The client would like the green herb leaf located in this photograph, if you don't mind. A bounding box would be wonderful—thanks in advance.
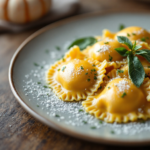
[121,92,126,98]
[45,49,49,53]
[135,49,150,62]
[97,49,102,52]
[94,76,97,80]
[104,42,109,44]
[109,55,113,61]
[117,36,133,49]
[80,66,84,70]
[91,126,96,129]
[87,78,91,82]
[98,86,102,90]
[107,75,110,79]
[79,109,84,112]
[55,114,60,117]
[134,45,142,51]
[127,53,145,87]
[114,47,128,57]
[141,37,146,42]
[62,66,66,71]
[85,72,88,75]
[91,69,96,72]
[34,63,39,67]
[117,69,124,74]
[99,120,103,124]
[127,33,130,37]
[119,24,125,31]
[56,46,61,50]
[68,37,97,50]
[82,121,87,124]
[111,130,115,134]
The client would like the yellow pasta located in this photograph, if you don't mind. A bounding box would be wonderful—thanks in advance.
[46,46,107,101]
[46,26,150,123]
[82,77,150,123]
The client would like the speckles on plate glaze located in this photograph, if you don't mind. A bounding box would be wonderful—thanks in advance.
[22,45,150,136]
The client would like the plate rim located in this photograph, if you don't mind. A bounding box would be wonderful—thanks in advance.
[8,8,150,146]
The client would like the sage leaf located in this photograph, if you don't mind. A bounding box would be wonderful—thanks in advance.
[68,37,97,51]
[128,53,145,87]
[134,45,142,51]
[136,49,150,62]
[117,36,133,49]
[119,24,125,31]
[114,47,128,57]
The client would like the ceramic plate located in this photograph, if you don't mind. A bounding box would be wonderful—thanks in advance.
[9,9,150,145]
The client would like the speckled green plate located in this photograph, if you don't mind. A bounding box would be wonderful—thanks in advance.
[9,9,150,146]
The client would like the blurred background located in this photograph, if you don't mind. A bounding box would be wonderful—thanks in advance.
[0,0,150,33]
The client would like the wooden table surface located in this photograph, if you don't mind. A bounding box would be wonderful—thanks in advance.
[1,0,150,150]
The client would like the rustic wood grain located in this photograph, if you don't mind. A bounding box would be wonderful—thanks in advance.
[1,1,150,150]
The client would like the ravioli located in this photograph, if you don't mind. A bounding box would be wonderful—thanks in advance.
[115,26,150,44]
[88,40,125,62]
[105,65,150,101]
[46,46,107,101]
[82,78,150,123]
[46,26,150,123]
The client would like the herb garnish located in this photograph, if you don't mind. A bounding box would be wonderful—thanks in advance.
[43,85,48,88]
[82,121,87,124]
[91,126,96,129]
[91,69,96,72]
[34,63,39,67]
[119,24,125,30]
[79,109,84,112]
[132,33,136,36]
[80,66,84,70]
[99,120,103,124]
[127,33,130,37]
[111,130,115,134]
[114,36,150,87]
[85,72,88,75]
[45,49,49,53]
[87,79,90,82]
[108,86,110,89]
[55,114,60,117]
[109,55,113,61]
[117,69,124,74]
[94,76,97,80]
[104,42,109,44]
[107,75,110,79]
[37,105,39,107]
[57,69,60,71]
[148,66,150,68]
[98,86,102,90]
[121,92,126,98]
[97,49,102,52]
[92,64,96,67]
[68,37,97,51]
[141,37,146,42]
[56,46,60,50]
[62,66,66,71]
[37,82,41,84]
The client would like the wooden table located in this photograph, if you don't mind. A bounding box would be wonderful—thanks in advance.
[1,0,150,149]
